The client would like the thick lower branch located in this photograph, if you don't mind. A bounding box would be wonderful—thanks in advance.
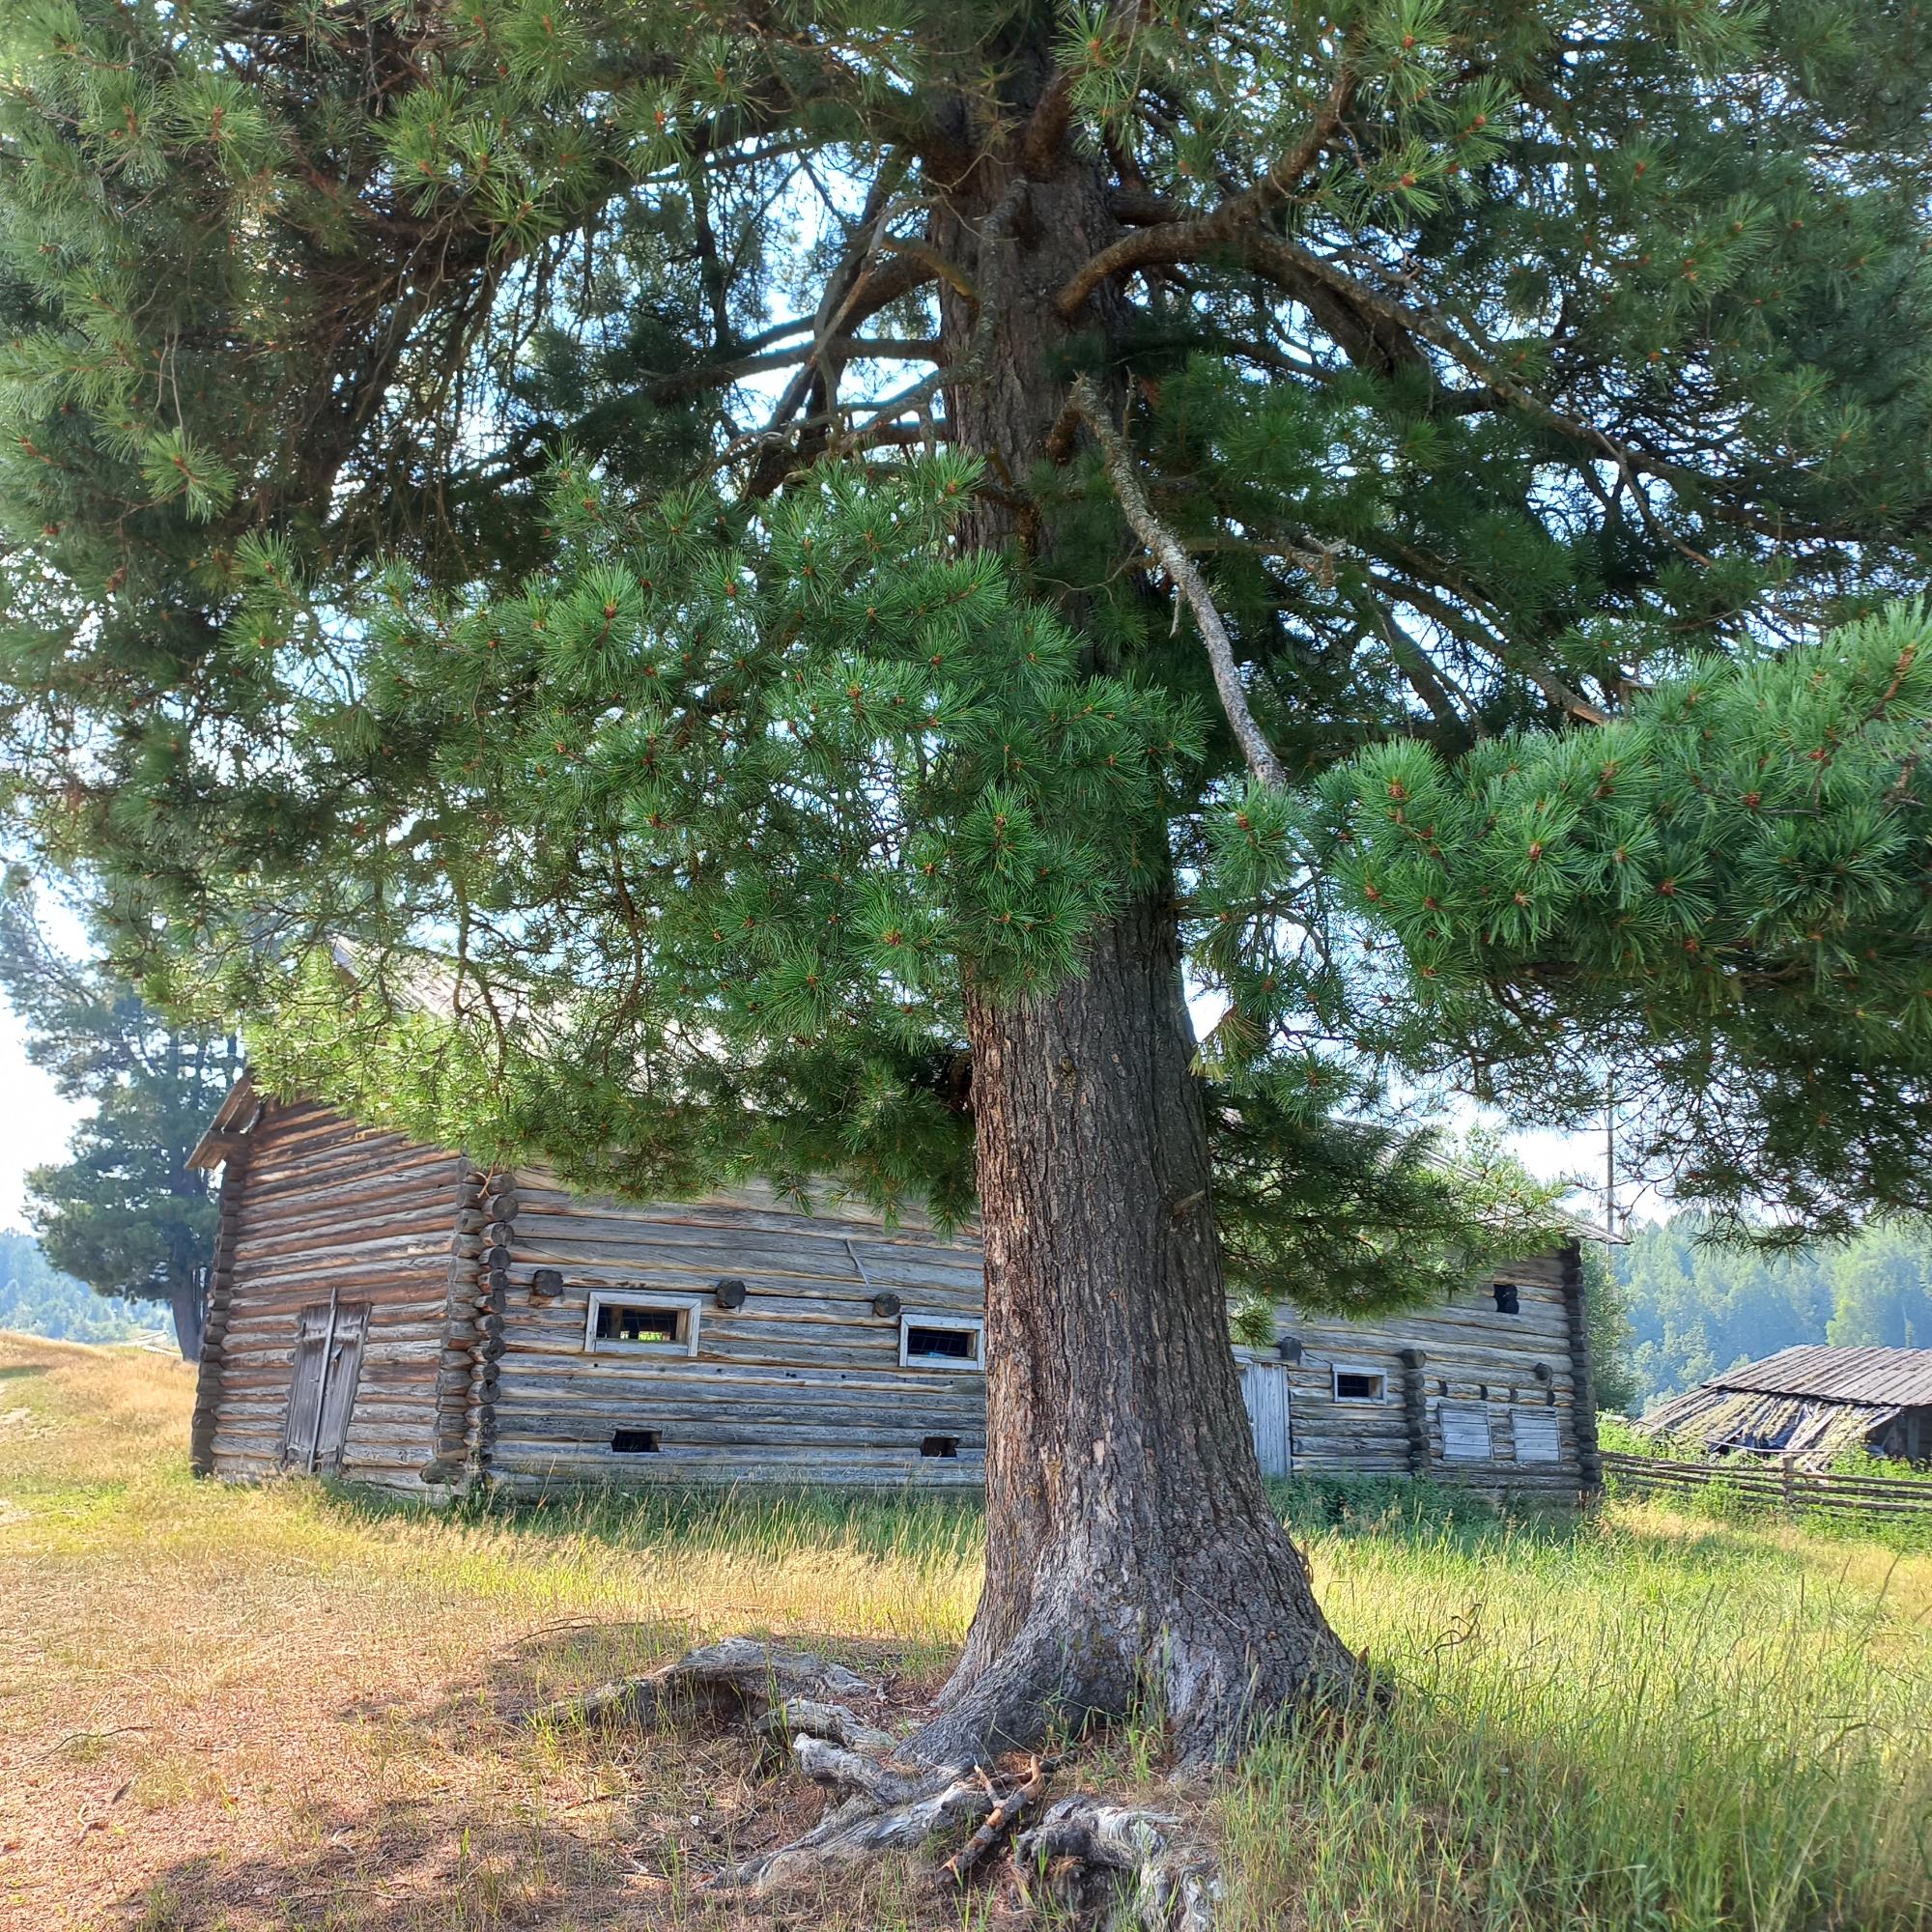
[1071,375,1286,786]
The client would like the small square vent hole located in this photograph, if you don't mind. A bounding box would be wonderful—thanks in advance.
[611,1429,661,1454]
[921,1435,960,1459]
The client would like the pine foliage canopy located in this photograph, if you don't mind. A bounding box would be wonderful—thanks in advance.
[4,0,1932,1293]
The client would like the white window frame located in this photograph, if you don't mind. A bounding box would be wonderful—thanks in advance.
[584,1290,702,1358]
[1330,1361,1388,1405]
[898,1312,985,1371]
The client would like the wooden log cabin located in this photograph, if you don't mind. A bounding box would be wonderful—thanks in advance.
[187,1077,1603,1499]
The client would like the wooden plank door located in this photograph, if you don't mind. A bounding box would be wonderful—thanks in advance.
[280,1301,369,1474]
[1240,1361,1293,1477]
[314,1304,369,1475]
[281,1304,332,1470]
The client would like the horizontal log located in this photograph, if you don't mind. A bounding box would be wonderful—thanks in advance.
[220,1303,448,1341]
[227,1229,461,1281]
[228,1256,458,1302]
[237,1140,462,1204]
[497,1329,936,1375]
[505,1219,982,1293]
[513,1181,979,1254]
[488,1441,986,1474]
[494,1413,985,1451]
[489,1350,985,1392]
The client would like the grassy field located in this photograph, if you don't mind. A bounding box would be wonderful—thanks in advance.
[2,1333,1928,1932]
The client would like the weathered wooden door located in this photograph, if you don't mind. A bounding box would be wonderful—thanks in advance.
[1240,1361,1293,1477]
[281,1301,370,1475]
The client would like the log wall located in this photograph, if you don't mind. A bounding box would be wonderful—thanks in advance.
[199,1101,472,1492]
[194,1097,1595,1497]
[1253,1248,1592,1495]
[485,1173,989,1492]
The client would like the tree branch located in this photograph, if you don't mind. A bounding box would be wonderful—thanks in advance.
[1056,69,1353,319]
[1070,376,1286,788]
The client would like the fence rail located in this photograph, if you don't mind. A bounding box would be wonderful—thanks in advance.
[1603,1451,1932,1520]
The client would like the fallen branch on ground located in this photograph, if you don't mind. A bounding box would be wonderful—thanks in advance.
[944,1750,1056,1883]
[1018,1794,1222,1932]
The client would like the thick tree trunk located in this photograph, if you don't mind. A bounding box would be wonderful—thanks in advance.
[909,895,1358,1765]
[904,95,1358,1765]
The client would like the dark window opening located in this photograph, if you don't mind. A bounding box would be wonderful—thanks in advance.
[921,1435,960,1459]
[611,1429,661,1453]
[906,1325,973,1360]
[596,1302,681,1345]
[1492,1283,1520,1315]
[1334,1370,1385,1402]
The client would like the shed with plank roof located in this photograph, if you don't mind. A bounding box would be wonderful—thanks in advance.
[186,1078,1605,1499]
[1634,1345,1932,1468]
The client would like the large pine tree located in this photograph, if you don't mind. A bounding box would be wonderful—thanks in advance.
[4,1,1932,1759]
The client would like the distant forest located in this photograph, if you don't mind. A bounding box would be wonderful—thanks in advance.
[0,1228,156,1344]
[1613,1216,1932,1413]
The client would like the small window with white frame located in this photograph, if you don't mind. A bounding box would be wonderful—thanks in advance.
[899,1313,985,1370]
[1330,1363,1387,1404]
[584,1290,701,1357]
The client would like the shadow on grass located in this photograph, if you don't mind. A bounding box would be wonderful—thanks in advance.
[0,1361,49,1382]
[116,1722,940,1932]
[113,1789,738,1932]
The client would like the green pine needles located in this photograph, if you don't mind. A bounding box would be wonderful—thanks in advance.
[4,0,1932,1302]
[1312,605,1932,1235]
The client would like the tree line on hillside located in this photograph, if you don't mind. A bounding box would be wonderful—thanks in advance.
[1614,1217,1932,1413]
[0,1228,152,1344]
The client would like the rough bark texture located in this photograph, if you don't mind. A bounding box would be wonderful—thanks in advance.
[902,88,1359,1766]
[909,896,1357,1765]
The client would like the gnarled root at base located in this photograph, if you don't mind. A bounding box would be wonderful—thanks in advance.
[906,1565,1368,1770]
[530,1634,888,1742]
[536,1637,1232,1928]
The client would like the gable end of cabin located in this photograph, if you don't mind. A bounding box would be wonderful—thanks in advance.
[187,1085,483,1493]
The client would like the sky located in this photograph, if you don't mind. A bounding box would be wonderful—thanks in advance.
[0,1003,85,1228]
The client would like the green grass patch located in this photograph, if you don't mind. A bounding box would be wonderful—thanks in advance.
[4,1333,1929,1931]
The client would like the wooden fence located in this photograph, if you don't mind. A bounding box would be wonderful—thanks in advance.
[1603,1451,1932,1521]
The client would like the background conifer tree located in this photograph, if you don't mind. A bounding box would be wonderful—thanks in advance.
[0,888,239,1354]
[4,0,1932,1758]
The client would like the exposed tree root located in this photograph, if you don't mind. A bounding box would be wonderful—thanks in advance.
[1018,1795,1221,1932]
[542,1638,1229,1927]
[712,1758,993,1893]
[532,1635,883,1738]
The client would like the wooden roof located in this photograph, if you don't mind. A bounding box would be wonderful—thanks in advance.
[186,1073,263,1170]
[1700,1345,1932,1409]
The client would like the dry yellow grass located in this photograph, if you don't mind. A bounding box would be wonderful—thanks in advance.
[2,1330,1928,1932]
